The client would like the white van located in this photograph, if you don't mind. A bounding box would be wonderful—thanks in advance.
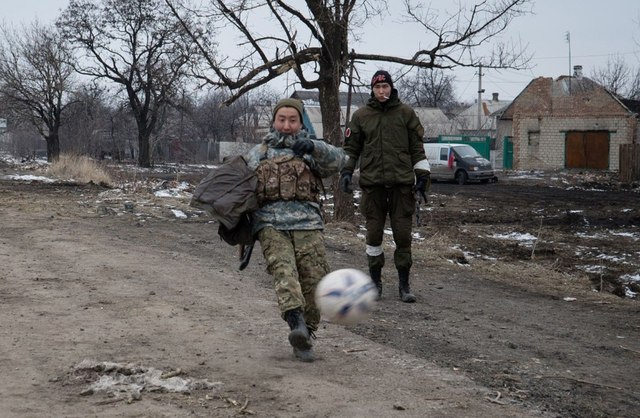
[423,143,495,185]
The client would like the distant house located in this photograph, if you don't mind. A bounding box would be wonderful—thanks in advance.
[454,92,511,138]
[498,66,638,171]
[413,107,458,140]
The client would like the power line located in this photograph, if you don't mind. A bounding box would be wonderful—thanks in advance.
[532,50,640,61]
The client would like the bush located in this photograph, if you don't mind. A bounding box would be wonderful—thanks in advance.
[47,154,113,186]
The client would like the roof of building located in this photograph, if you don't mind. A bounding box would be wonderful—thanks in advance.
[499,75,634,120]
[454,93,511,132]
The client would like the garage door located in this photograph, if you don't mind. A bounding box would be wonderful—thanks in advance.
[565,131,609,169]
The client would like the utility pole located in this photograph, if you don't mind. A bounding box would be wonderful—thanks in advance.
[477,63,485,131]
[565,31,572,94]
[345,50,355,126]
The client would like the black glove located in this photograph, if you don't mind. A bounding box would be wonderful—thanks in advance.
[340,171,353,193]
[291,138,314,156]
[414,173,430,203]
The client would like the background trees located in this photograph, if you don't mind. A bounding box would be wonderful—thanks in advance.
[0,21,74,161]
[398,68,459,115]
[57,0,200,167]
[5,0,637,181]
[590,55,640,100]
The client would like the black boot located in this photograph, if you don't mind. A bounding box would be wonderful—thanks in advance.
[284,309,314,362]
[398,270,416,303]
[370,268,382,300]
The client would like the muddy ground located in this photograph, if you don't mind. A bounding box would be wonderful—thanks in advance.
[1,159,639,418]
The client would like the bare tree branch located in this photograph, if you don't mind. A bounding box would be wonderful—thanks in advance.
[165,0,533,220]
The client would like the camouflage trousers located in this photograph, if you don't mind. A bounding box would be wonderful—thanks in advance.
[258,227,330,332]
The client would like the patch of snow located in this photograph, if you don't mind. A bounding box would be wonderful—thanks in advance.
[490,232,537,242]
[171,209,187,219]
[609,231,639,240]
[411,232,425,241]
[576,232,605,240]
[576,265,606,274]
[596,253,627,263]
[73,360,222,400]
[4,174,55,183]
[621,273,640,283]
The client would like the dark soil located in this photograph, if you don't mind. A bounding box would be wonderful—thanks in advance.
[342,172,640,418]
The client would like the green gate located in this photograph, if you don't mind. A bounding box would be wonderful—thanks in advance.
[503,136,513,169]
[438,135,491,159]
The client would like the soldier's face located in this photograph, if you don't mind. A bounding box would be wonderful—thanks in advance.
[273,107,302,135]
[373,83,391,102]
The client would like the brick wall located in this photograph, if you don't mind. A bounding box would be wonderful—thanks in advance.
[505,77,637,171]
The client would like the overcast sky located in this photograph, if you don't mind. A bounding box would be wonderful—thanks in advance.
[1,0,639,103]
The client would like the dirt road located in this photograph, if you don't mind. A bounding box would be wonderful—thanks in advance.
[1,161,638,417]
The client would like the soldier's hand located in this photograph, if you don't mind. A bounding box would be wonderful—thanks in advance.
[340,171,353,193]
[291,139,315,156]
[414,173,430,203]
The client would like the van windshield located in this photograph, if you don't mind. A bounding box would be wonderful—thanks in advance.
[454,145,481,158]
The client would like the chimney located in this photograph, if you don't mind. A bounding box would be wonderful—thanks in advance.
[492,92,499,102]
[573,65,583,78]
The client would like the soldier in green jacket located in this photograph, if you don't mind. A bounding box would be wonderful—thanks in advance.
[245,98,345,362]
[340,70,430,303]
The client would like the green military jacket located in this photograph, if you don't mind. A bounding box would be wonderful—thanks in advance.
[343,91,429,187]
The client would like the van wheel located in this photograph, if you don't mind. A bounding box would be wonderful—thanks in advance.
[455,171,467,185]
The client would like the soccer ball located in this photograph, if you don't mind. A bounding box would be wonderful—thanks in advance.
[315,268,378,325]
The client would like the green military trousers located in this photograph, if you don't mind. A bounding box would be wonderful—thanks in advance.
[360,185,415,272]
[258,227,330,332]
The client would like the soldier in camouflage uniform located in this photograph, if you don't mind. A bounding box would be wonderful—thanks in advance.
[340,70,431,303]
[245,98,345,362]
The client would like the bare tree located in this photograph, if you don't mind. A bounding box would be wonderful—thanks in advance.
[627,67,640,100]
[591,55,640,100]
[0,21,74,162]
[166,0,532,220]
[60,82,128,159]
[187,88,277,145]
[57,0,200,167]
[590,55,631,97]
[399,68,458,114]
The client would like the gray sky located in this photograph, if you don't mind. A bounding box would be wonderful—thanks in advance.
[2,0,639,102]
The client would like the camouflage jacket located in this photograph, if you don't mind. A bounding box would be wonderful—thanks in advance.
[245,129,345,233]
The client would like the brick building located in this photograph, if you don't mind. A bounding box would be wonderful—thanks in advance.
[497,66,638,171]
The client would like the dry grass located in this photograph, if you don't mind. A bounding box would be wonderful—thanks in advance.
[47,154,113,186]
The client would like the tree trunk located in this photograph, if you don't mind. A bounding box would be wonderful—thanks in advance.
[46,131,61,162]
[318,79,355,223]
[138,129,151,168]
